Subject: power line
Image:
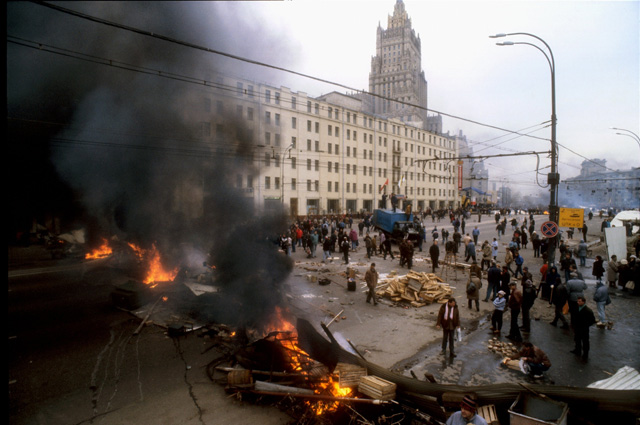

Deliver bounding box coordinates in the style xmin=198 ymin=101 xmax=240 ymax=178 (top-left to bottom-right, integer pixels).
xmin=30 ymin=0 xmax=552 ymax=143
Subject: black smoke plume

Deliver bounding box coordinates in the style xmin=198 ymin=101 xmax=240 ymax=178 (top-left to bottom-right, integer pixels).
xmin=8 ymin=2 xmax=296 ymax=326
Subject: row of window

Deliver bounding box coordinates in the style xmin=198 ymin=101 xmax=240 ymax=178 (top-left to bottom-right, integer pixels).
xmin=255 ymin=176 xmax=456 ymax=197
xmin=210 ymin=96 xmax=453 ymax=151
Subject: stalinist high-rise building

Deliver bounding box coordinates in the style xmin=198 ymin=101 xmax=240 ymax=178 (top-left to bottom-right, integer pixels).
xmin=368 ymin=0 xmax=429 ymax=130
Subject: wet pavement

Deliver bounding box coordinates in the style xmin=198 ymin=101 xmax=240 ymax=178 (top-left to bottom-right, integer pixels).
xmin=393 ymin=273 xmax=640 ymax=388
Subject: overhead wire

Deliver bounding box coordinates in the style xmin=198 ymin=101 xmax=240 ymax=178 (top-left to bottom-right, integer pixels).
xmin=16 ymin=1 xmax=622 ymax=187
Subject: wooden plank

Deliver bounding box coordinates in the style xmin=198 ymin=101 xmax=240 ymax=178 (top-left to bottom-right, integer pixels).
xmin=360 ymin=375 xmax=397 ymax=392
xmin=335 ymin=362 xmax=367 ymax=388
xmin=478 ymin=404 xmax=499 ymax=425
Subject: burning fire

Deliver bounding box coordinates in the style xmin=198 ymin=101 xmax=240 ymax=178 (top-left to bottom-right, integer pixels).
xmin=127 ymin=242 xmax=179 ymax=286
xmin=85 ymin=238 xmax=112 ymax=259
xmin=264 ymin=307 xmax=353 ymax=415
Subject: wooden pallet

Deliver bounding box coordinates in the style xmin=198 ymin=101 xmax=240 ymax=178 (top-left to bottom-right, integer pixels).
xmin=334 ymin=362 xmax=367 ymax=388
xmin=478 ymin=404 xmax=500 ymax=425
xmin=358 ymin=375 xmax=396 ymax=400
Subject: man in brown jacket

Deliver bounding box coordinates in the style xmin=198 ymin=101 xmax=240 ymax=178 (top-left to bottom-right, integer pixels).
xmin=436 ymin=297 xmax=460 ymax=357
xmin=510 ymin=342 xmax=551 ymax=378
xmin=506 ymin=282 xmax=523 ymax=342
xmin=365 ymin=263 xmax=379 ymax=305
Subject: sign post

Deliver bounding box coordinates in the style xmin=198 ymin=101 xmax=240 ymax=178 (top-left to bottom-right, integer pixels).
xmin=559 ymin=208 xmax=584 ymax=229
xmin=540 ymin=221 xmax=559 ymax=239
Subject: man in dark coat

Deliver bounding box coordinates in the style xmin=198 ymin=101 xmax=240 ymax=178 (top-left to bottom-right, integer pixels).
xmin=571 ymin=296 xmax=596 ymax=360
xmin=550 ymin=276 xmax=570 ymax=328
xmin=484 ymin=262 xmax=501 ymax=302
xmin=521 ymin=279 xmax=537 ymax=333
xmin=429 ymin=240 xmax=440 ymax=273
xmin=436 ymin=297 xmax=460 ymax=357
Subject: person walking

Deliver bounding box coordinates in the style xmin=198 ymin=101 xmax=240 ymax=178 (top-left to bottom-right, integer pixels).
xmin=593 ymin=280 xmax=610 ymax=325
xmin=571 ymin=296 xmax=596 ymax=360
xmin=491 ymin=238 xmax=499 ymax=261
xmin=576 ymin=239 xmax=588 ymax=267
xmin=364 ymin=233 xmax=373 ymax=259
xmin=505 ymin=248 xmax=514 ymax=274
xmin=466 ymin=274 xmax=482 ymax=312
xmin=513 ymin=250 xmax=524 ymax=278
xmin=549 ymin=276 xmax=570 ymax=328
xmin=436 ymin=297 xmax=460 ymax=357
xmin=383 ymin=234 xmax=395 ymax=260
xmin=365 ymin=263 xmax=379 ymax=306
xmin=592 ymin=255 xmax=605 ymax=283
xmin=567 ymin=272 xmax=587 ymax=326
xmin=340 ymin=236 xmax=350 ymax=265
xmin=484 ymin=261 xmax=501 ymax=302
xmin=491 ymin=291 xmax=507 ymax=334
xmin=429 ymin=240 xmax=440 ymax=273
xmin=531 ymin=231 xmax=541 ymax=258
xmin=521 ymin=279 xmax=537 ymax=333
xmin=465 ymin=240 xmax=476 ymax=263
xmin=506 ymin=282 xmax=523 ymax=342
xmin=472 ymin=226 xmax=480 ymax=245
xmin=481 ymin=240 xmax=492 ymax=271
xmin=606 ymin=255 xmax=619 ymax=289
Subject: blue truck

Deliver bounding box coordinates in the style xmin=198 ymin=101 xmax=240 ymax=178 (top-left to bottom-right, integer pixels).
xmin=371 ymin=209 xmax=420 ymax=242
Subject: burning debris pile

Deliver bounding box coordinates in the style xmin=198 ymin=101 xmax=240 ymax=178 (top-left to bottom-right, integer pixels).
xmin=376 ymin=272 xmax=454 ymax=307
xmin=204 ymin=312 xmax=448 ymax=424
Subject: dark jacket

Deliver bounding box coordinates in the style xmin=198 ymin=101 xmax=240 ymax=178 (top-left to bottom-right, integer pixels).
xmin=574 ymin=304 xmax=596 ymax=329
xmin=436 ymin=303 xmax=460 ymax=330
xmin=552 ymin=283 xmax=569 ymax=307
xmin=522 ymin=283 xmax=537 ymax=310
xmin=429 ymin=243 xmax=440 ymax=259
xmin=592 ymin=258 xmax=605 ymax=278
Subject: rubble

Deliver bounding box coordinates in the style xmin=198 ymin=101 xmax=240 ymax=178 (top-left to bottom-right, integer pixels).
xmin=375 ymin=271 xmax=454 ymax=307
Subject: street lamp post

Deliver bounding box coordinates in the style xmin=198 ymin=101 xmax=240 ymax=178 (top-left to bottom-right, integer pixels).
xmin=280 ymin=142 xmax=294 ymax=209
xmin=490 ymin=32 xmax=560 ymax=265
xmin=610 ymin=128 xmax=640 ymax=159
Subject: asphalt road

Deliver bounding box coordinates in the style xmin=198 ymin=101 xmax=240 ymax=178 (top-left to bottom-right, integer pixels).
xmin=8 ymin=258 xmax=291 ymax=425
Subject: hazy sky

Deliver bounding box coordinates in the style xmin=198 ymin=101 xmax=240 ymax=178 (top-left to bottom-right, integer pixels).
xmin=8 ymin=1 xmax=639 ymax=194
xmin=224 ymin=0 xmax=639 ymax=191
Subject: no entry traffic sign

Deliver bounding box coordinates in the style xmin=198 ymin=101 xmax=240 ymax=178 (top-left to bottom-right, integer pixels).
xmin=540 ymin=221 xmax=559 ymax=238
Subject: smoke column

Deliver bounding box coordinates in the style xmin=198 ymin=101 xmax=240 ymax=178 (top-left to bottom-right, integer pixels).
xmin=8 ymin=2 xmax=297 ymax=327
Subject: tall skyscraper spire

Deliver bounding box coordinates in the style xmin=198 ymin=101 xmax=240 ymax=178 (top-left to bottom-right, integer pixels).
xmin=369 ymin=0 xmax=428 ymax=129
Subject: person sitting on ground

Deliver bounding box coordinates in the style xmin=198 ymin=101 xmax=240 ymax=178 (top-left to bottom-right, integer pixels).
xmin=510 ymin=342 xmax=551 ymax=379
xmin=445 ymin=395 xmax=488 ymax=425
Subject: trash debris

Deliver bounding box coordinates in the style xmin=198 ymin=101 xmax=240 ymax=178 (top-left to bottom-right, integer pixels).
xmin=375 ymin=271 xmax=454 ymax=307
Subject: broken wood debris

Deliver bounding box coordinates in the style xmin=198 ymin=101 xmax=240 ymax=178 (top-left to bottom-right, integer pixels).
xmin=358 ymin=375 xmax=397 ymax=401
xmin=375 ymin=271 xmax=454 ymax=306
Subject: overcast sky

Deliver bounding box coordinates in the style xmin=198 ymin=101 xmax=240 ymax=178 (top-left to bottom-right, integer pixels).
xmin=224 ymin=0 xmax=639 ymax=191
xmin=8 ymin=1 xmax=639 ymax=195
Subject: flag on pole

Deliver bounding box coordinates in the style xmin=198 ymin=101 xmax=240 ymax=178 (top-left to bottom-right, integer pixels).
xmin=379 ymin=178 xmax=389 ymax=193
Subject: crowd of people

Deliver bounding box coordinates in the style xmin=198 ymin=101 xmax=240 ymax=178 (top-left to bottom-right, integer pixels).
xmin=275 ymin=209 xmax=640 ymax=380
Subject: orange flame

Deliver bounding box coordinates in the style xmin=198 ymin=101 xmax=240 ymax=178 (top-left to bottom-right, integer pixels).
xmin=143 ymin=244 xmax=178 ymax=286
xmin=127 ymin=242 xmax=145 ymax=259
xmin=127 ymin=242 xmax=178 ymax=286
xmin=85 ymin=238 xmax=112 ymax=259
xmin=264 ymin=306 xmax=353 ymax=415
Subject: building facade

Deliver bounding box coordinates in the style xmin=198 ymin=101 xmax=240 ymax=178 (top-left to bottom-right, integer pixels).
xmin=188 ymin=1 xmax=459 ymax=217
xmin=559 ymin=160 xmax=640 ymax=209
xmin=193 ymin=74 xmax=458 ymax=217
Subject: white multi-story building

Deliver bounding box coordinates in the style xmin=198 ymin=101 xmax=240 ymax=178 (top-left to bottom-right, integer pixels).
xmin=189 ymin=1 xmax=460 ymax=217
xmin=192 ymin=75 xmax=458 ymax=217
